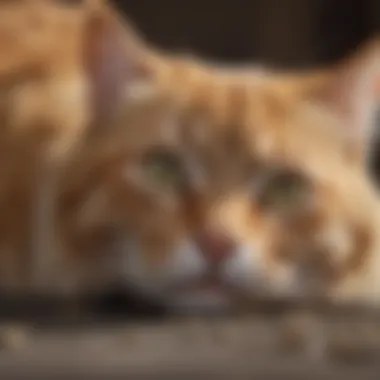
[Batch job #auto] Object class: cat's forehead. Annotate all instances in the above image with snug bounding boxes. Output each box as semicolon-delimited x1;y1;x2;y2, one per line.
176;81;346;166
119;63;353;181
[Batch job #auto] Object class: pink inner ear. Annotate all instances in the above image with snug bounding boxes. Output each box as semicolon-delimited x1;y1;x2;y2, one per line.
84;10;133;125
315;40;380;153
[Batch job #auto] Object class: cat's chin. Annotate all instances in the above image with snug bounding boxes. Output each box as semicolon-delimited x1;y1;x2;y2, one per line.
166;289;234;315
162;279;242;315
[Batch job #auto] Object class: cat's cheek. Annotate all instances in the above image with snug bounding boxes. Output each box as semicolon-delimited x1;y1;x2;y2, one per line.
254;258;301;298
115;238;207;300
235;238;310;299
220;243;267;291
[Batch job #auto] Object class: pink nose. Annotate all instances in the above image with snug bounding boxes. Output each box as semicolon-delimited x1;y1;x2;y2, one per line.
196;229;236;264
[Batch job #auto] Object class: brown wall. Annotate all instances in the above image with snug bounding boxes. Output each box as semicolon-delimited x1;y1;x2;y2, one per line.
113;0;376;68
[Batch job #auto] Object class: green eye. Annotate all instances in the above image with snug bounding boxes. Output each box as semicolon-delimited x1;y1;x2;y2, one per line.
258;170;311;213
142;149;187;190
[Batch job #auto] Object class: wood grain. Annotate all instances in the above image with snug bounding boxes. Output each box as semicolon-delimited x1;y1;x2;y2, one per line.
1;309;380;380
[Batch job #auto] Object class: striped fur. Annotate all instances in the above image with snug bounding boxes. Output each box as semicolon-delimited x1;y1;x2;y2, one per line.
2;6;380;314
53;38;380;311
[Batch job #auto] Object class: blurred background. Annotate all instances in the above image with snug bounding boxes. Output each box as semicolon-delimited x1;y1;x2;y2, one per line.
115;0;378;67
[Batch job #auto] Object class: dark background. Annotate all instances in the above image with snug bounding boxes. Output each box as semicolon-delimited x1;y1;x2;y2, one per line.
113;0;378;67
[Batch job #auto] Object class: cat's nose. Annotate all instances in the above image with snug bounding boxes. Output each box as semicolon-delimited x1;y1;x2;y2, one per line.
196;228;237;264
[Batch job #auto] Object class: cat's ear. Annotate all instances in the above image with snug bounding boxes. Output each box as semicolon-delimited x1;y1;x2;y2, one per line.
84;5;154;124
310;38;380;163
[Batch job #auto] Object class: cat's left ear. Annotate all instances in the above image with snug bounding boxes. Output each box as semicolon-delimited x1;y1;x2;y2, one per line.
310;38;380;163
83;4;153;125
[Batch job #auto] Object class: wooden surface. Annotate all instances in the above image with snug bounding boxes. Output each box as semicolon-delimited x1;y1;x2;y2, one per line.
1;310;380;380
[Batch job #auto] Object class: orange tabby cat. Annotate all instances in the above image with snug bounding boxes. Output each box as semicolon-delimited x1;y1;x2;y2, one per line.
0;0;143;292
46;37;380;311
2;2;380;309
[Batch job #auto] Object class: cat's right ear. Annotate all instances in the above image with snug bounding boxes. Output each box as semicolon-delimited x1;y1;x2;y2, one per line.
305;38;380;165
83;5;155;124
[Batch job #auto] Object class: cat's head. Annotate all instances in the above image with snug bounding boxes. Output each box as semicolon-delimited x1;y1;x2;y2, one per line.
66;39;380;312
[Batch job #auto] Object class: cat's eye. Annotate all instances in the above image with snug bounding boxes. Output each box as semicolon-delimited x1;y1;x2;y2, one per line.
257;170;312;214
141;148;188;191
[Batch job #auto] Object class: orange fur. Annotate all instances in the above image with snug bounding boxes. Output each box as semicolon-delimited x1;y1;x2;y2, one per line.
2;6;380;312
0;1;144;293
47;37;380;311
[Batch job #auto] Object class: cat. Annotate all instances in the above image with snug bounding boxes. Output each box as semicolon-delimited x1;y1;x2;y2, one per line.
2;3;380;313
0;0;144;293
50;35;380;313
